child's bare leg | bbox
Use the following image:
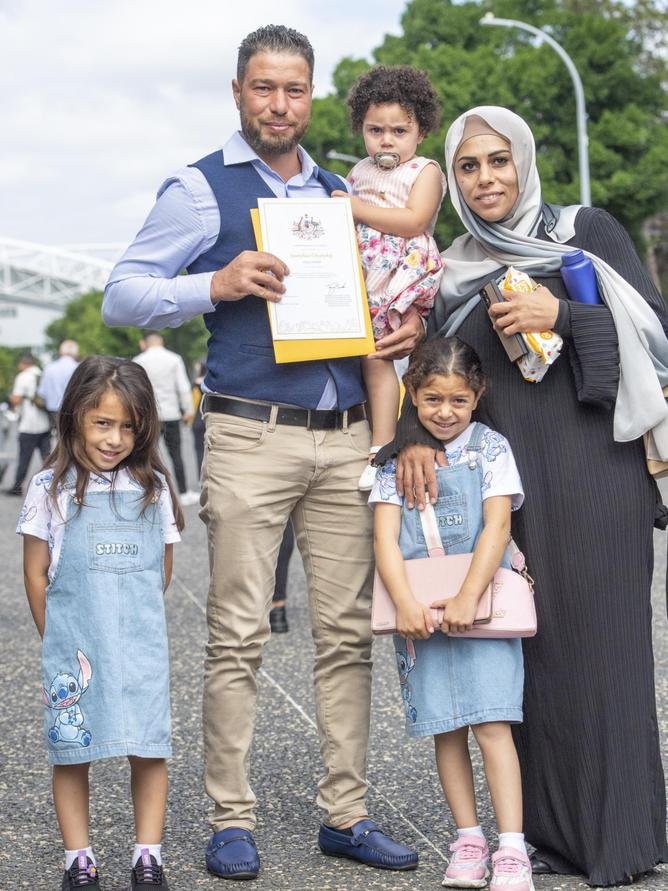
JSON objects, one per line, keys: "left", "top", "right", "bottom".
{"left": 53, "top": 763, "right": 91, "bottom": 849}
{"left": 471, "top": 722, "right": 522, "bottom": 832}
{"left": 129, "top": 756, "right": 168, "bottom": 843}
{"left": 362, "top": 355, "right": 399, "bottom": 450}
{"left": 434, "top": 727, "right": 479, "bottom": 827}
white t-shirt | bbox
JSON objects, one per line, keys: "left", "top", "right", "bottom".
{"left": 16, "top": 467, "right": 181, "bottom": 580}
{"left": 369, "top": 422, "right": 524, "bottom": 510}
{"left": 12, "top": 365, "right": 50, "bottom": 434}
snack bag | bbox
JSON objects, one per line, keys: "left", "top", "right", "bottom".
{"left": 501, "top": 267, "right": 562, "bottom": 383}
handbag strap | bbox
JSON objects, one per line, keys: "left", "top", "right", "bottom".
{"left": 419, "top": 496, "right": 532, "bottom": 588}
{"left": 418, "top": 503, "right": 446, "bottom": 557}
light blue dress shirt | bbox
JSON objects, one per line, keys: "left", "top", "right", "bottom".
{"left": 103, "top": 132, "right": 347, "bottom": 330}
{"left": 103, "top": 132, "right": 348, "bottom": 407}
{"left": 37, "top": 355, "right": 78, "bottom": 412}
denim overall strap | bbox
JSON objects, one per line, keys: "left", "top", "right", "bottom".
{"left": 398, "top": 448, "right": 484, "bottom": 562}
{"left": 41, "top": 489, "right": 171, "bottom": 764}
{"left": 465, "top": 422, "right": 524, "bottom": 572}
{"left": 463, "top": 421, "right": 486, "bottom": 467}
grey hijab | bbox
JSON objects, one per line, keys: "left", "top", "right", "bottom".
{"left": 438, "top": 105, "right": 668, "bottom": 455}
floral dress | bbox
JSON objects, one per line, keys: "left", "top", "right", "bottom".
{"left": 349, "top": 156, "right": 445, "bottom": 339}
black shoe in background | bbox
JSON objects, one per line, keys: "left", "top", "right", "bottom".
{"left": 269, "top": 605, "right": 289, "bottom": 633}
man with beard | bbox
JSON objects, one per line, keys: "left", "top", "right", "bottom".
{"left": 103, "top": 25, "right": 423, "bottom": 882}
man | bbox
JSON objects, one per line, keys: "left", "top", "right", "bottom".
{"left": 103, "top": 25, "right": 423, "bottom": 881}
{"left": 5, "top": 353, "right": 50, "bottom": 496}
{"left": 133, "top": 332, "right": 198, "bottom": 506}
{"left": 37, "top": 339, "right": 79, "bottom": 425}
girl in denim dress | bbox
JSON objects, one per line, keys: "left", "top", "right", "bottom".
{"left": 371, "top": 336, "right": 533, "bottom": 891}
{"left": 18, "top": 357, "right": 183, "bottom": 890}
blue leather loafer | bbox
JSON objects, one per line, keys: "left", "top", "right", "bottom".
{"left": 318, "top": 819, "right": 418, "bottom": 871}
{"left": 205, "top": 827, "right": 260, "bottom": 880}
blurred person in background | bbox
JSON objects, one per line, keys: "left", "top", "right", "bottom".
{"left": 134, "top": 332, "right": 199, "bottom": 506}
{"left": 191, "top": 357, "right": 207, "bottom": 478}
{"left": 37, "top": 339, "right": 80, "bottom": 429}
{"left": 4, "top": 353, "right": 50, "bottom": 496}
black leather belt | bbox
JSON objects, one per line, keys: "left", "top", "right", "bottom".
{"left": 203, "top": 394, "right": 367, "bottom": 430}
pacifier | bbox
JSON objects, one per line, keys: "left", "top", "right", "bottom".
{"left": 373, "top": 152, "right": 401, "bottom": 170}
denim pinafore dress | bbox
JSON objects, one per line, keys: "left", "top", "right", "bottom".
{"left": 394, "top": 423, "right": 524, "bottom": 738}
{"left": 41, "top": 482, "right": 172, "bottom": 765}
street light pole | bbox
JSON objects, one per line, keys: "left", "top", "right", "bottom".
{"left": 326, "top": 150, "right": 361, "bottom": 165}
{"left": 480, "top": 13, "right": 591, "bottom": 206}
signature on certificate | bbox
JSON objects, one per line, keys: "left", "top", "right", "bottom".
{"left": 327, "top": 281, "right": 346, "bottom": 292}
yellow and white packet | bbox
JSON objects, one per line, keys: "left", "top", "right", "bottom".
{"left": 501, "top": 267, "right": 562, "bottom": 383}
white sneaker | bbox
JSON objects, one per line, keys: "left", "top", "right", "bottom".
{"left": 357, "top": 462, "right": 378, "bottom": 491}
{"left": 179, "top": 490, "right": 200, "bottom": 507}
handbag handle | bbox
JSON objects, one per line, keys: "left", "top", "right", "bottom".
{"left": 418, "top": 503, "right": 446, "bottom": 557}
{"left": 419, "top": 501, "right": 531, "bottom": 585}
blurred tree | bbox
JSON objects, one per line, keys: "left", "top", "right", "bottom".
{"left": 304, "top": 0, "right": 667, "bottom": 256}
{"left": 44, "top": 291, "right": 208, "bottom": 375}
{"left": 0, "top": 346, "right": 32, "bottom": 402}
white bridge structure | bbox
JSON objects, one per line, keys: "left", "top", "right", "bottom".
{"left": 0, "top": 238, "right": 122, "bottom": 347}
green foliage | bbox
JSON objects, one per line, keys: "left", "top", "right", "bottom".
{"left": 0, "top": 345, "right": 31, "bottom": 402}
{"left": 303, "top": 0, "right": 667, "bottom": 254}
{"left": 43, "top": 291, "right": 208, "bottom": 376}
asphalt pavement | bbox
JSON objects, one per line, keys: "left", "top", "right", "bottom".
{"left": 0, "top": 429, "right": 666, "bottom": 890}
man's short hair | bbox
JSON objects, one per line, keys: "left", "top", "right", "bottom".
{"left": 59, "top": 339, "right": 79, "bottom": 358}
{"left": 237, "top": 25, "right": 314, "bottom": 83}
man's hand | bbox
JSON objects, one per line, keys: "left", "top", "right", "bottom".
{"left": 488, "top": 285, "right": 559, "bottom": 336}
{"left": 210, "top": 250, "right": 289, "bottom": 304}
{"left": 396, "top": 444, "right": 446, "bottom": 510}
{"left": 372, "top": 306, "right": 426, "bottom": 360}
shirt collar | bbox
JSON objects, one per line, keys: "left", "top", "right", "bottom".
{"left": 221, "top": 130, "right": 319, "bottom": 185}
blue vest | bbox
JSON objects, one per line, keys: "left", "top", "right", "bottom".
{"left": 187, "top": 152, "right": 366, "bottom": 409}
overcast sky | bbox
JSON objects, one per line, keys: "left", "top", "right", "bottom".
{"left": 1, "top": 0, "right": 407, "bottom": 251}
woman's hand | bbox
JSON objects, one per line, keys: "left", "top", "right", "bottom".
{"left": 435, "top": 593, "right": 479, "bottom": 634}
{"left": 396, "top": 444, "right": 447, "bottom": 510}
{"left": 396, "top": 599, "right": 435, "bottom": 640}
{"left": 488, "top": 284, "right": 560, "bottom": 336}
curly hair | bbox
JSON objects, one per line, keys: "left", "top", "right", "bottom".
{"left": 403, "top": 336, "right": 487, "bottom": 397}
{"left": 347, "top": 65, "right": 441, "bottom": 135}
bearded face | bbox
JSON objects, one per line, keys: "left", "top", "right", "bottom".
{"left": 233, "top": 51, "right": 312, "bottom": 161}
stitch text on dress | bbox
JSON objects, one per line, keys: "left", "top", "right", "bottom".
{"left": 438, "top": 514, "right": 464, "bottom": 527}
{"left": 95, "top": 542, "right": 139, "bottom": 556}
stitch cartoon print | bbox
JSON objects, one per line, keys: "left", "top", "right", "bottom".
{"left": 43, "top": 649, "right": 92, "bottom": 747}
{"left": 396, "top": 638, "right": 417, "bottom": 723}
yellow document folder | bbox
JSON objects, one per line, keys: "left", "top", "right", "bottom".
{"left": 251, "top": 207, "right": 375, "bottom": 364}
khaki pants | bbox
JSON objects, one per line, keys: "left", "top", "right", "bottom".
{"left": 200, "top": 407, "right": 374, "bottom": 831}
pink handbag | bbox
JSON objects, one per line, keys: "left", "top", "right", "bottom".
{"left": 371, "top": 502, "right": 537, "bottom": 638}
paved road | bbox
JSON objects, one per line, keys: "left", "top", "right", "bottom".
{"left": 0, "top": 431, "right": 666, "bottom": 890}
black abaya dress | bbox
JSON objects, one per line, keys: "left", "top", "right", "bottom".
{"left": 392, "top": 207, "right": 668, "bottom": 886}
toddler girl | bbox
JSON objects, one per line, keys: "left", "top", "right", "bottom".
{"left": 333, "top": 65, "right": 446, "bottom": 490}
{"left": 18, "top": 356, "right": 183, "bottom": 890}
{"left": 370, "top": 336, "right": 533, "bottom": 891}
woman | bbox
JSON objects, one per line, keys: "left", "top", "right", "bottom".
{"left": 384, "top": 106, "right": 668, "bottom": 886}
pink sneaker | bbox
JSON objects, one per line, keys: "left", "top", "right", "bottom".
{"left": 442, "top": 836, "right": 490, "bottom": 888}
{"left": 489, "top": 847, "right": 534, "bottom": 891}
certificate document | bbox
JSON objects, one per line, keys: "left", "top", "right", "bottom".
{"left": 257, "top": 197, "right": 368, "bottom": 341}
